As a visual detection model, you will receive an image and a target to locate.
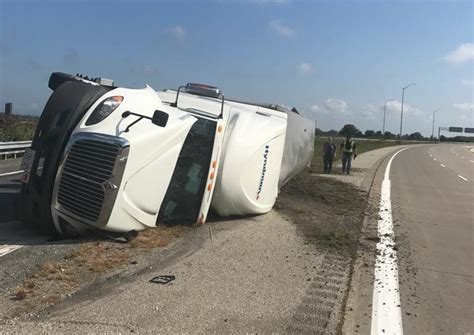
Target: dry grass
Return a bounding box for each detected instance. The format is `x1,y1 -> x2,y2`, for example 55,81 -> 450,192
130,225 -> 189,249
11,287 -> 29,301
42,295 -> 61,305
67,242 -> 129,273
39,261 -> 75,281
9,224 -> 189,306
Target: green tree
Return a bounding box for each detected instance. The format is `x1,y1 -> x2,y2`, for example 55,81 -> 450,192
365,130 -> 376,137
339,124 -> 359,138
408,132 -> 423,141
383,131 -> 396,139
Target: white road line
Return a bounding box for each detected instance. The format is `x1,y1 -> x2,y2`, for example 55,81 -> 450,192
371,147 -> 408,335
469,160 -> 474,163
0,245 -> 23,257
460,156 -> 464,159
0,170 -> 24,177
440,164 -> 446,168
458,175 -> 468,182
433,158 -> 437,161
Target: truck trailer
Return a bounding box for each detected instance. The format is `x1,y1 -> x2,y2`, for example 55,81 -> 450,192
18,73 -> 314,236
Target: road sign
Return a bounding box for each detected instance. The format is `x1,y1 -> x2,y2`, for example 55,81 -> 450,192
448,127 -> 463,133
464,127 -> 474,133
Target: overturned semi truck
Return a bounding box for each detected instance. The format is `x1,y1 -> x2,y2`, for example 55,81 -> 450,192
18,73 -> 315,236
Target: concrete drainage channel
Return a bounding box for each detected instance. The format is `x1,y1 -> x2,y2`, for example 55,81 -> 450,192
287,252 -> 352,334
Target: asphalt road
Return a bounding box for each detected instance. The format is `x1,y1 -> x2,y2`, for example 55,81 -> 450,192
390,144 -> 473,334
0,159 -> 77,296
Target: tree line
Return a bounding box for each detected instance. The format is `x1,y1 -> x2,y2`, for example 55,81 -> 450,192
316,124 -> 474,142
0,115 -> 39,141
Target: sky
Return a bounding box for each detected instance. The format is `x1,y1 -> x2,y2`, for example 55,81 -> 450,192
0,0 -> 473,136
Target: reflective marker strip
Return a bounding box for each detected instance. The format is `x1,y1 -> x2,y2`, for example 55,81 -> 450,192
0,170 -> 24,177
0,245 -> 23,257
458,175 -> 468,181
371,147 -> 409,335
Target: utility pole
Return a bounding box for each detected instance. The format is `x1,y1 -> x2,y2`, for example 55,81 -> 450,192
399,83 -> 416,142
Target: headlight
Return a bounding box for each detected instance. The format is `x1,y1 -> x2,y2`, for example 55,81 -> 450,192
85,96 -> 123,126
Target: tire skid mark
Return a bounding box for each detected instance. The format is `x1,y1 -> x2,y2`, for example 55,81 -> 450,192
287,252 -> 352,334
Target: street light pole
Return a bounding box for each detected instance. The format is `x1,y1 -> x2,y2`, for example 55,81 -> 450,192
383,99 -> 394,136
431,109 -> 439,141
399,83 -> 416,142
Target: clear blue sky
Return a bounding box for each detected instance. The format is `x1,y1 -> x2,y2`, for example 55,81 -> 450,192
1,0 -> 473,136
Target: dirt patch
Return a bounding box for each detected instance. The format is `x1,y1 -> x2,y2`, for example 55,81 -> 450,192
275,168 -> 367,255
5,225 -> 189,318
276,168 -> 370,334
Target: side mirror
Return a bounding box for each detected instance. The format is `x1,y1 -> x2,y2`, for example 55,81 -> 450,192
152,110 -> 169,127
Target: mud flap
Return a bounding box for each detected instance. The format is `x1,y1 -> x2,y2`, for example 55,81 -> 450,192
18,80 -> 110,234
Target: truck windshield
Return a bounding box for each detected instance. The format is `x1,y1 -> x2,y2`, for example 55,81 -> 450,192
157,116 -> 216,224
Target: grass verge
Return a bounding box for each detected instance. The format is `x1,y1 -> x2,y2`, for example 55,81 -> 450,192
8,225 -> 189,312
311,137 -> 417,173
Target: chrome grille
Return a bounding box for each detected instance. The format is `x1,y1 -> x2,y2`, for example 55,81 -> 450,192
57,139 -> 121,223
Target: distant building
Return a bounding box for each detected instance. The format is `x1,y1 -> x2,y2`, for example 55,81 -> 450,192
4,103 -> 13,116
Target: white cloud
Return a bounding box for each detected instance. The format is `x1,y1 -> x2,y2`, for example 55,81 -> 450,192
164,25 -> 186,39
385,100 -> 423,117
299,63 -> 314,75
310,104 -> 321,112
269,20 -> 294,37
461,79 -> 474,86
324,98 -> 350,115
445,43 -> 474,64
453,103 -> 474,112
361,104 -> 380,121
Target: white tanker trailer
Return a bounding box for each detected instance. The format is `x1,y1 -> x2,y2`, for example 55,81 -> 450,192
18,73 -> 314,236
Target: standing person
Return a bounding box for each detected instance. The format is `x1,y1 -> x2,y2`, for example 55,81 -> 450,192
322,137 -> 336,174
340,135 -> 357,174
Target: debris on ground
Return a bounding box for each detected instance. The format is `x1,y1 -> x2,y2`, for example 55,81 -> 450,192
149,275 -> 176,285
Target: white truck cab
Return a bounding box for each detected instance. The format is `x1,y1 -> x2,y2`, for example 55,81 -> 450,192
19,73 -> 314,236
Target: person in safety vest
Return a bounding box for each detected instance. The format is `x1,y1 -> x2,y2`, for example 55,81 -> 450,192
340,135 -> 357,174
322,137 -> 337,174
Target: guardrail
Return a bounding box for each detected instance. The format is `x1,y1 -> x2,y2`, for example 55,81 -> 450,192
0,141 -> 32,159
